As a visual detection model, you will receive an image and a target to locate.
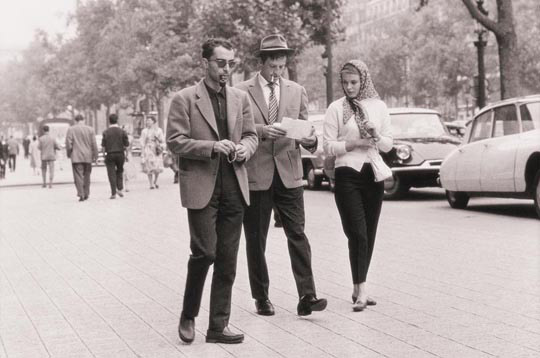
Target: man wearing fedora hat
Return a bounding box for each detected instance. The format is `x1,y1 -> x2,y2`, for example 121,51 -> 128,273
236,34 -> 327,317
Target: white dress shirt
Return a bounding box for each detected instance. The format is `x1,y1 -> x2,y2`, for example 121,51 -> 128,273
257,73 -> 280,107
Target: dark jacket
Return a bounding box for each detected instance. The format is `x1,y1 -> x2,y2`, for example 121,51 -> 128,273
101,126 -> 129,154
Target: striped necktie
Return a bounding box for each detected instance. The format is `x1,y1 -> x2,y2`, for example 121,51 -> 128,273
268,81 -> 278,124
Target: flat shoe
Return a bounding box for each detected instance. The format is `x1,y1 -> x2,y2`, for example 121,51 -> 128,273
353,300 -> 367,312
352,295 -> 377,306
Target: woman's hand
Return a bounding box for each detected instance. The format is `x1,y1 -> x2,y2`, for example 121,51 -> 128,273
364,121 -> 380,141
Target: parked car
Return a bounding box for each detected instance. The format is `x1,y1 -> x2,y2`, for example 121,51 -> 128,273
131,136 -> 142,157
301,112 -> 335,190
440,94 -> 540,218
444,121 -> 467,139
382,108 -> 461,199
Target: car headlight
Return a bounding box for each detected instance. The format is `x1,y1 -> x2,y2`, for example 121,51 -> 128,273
395,145 -> 411,160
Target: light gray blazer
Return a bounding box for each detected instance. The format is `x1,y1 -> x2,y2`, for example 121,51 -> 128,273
65,123 -> 98,163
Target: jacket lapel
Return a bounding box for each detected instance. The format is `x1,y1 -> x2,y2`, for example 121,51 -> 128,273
226,86 -> 238,140
277,78 -> 290,123
195,80 -> 219,137
248,76 -> 269,124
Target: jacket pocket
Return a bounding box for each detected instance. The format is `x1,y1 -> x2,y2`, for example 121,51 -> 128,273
287,149 -> 303,180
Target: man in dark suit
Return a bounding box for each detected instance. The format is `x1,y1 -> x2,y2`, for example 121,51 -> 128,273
65,114 -> 98,201
166,38 -> 258,344
236,34 -> 327,317
102,114 -> 129,199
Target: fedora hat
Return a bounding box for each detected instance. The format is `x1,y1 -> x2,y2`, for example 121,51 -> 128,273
255,34 -> 295,56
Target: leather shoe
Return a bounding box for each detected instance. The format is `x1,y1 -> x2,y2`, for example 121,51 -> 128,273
178,314 -> 195,343
255,299 -> 275,316
206,326 -> 244,344
297,295 -> 327,316
117,190 -> 124,197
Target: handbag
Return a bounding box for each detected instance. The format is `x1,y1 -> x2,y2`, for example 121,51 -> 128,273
369,153 -> 392,182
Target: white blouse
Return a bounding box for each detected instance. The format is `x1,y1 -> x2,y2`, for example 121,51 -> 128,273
323,97 -> 393,173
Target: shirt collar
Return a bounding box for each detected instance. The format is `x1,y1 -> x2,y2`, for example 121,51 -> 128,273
204,81 -> 226,98
258,72 -> 279,89
110,124 -> 119,128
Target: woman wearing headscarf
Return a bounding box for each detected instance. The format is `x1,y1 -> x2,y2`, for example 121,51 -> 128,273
323,60 -> 393,312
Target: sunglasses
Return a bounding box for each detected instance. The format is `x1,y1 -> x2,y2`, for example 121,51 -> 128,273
209,59 -> 237,69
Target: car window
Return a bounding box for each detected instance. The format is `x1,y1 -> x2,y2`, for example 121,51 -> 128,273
520,102 -> 540,132
469,111 -> 492,142
390,113 -> 447,139
492,105 -> 519,137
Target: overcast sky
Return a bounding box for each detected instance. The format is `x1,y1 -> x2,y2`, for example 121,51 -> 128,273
0,0 -> 76,50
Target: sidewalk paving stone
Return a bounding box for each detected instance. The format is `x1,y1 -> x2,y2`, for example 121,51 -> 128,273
1,175 -> 539,357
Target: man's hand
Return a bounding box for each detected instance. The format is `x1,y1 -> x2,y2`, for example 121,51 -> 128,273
297,126 -> 316,147
213,139 -> 236,155
235,144 -> 247,162
262,124 -> 287,140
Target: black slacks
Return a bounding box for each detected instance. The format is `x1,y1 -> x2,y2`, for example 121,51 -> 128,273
72,162 -> 92,198
182,168 -> 245,332
243,169 -> 316,300
8,154 -> 16,171
105,152 -> 125,195
334,165 -> 384,284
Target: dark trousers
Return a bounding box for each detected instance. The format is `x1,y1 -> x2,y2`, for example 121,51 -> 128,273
182,169 -> 245,331
243,169 -> 316,300
105,152 -> 125,195
8,154 -> 16,171
72,163 -> 92,198
41,160 -> 55,184
334,165 -> 384,284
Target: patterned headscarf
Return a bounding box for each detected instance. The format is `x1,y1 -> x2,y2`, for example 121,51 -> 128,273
340,60 -> 379,137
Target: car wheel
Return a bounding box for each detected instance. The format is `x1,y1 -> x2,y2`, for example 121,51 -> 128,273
445,190 -> 469,209
305,163 -> 322,190
384,174 -> 409,200
534,171 -> 540,219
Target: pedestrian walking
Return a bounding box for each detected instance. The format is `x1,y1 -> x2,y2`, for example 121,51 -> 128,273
122,131 -> 136,192
7,136 -> 19,172
38,126 -> 60,188
65,114 -> 98,201
23,136 -> 31,159
166,38 -> 258,344
323,60 -> 393,312
29,135 -> 41,175
236,34 -> 327,317
0,136 -> 7,179
102,114 -> 129,199
140,116 -> 164,189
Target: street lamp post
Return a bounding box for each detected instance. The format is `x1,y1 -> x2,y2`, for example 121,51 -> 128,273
474,0 -> 488,109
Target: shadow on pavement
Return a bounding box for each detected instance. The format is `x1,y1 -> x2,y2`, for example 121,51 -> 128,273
390,189 -> 447,202
464,203 -> 538,220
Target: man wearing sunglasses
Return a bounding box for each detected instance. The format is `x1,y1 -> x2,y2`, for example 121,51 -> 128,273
236,34 -> 327,318
166,38 -> 258,344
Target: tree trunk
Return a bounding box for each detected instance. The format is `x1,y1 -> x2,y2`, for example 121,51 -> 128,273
461,0 -> 521,99
287,56 -> 298,82
325,42 -> 334,107
496,29 -> 520,98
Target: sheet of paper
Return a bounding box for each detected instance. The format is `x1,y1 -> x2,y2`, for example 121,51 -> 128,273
277,117 -> 314,140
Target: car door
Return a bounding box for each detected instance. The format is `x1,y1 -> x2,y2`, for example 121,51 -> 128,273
480,105 -> 520,192
454,110 -> 492,191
